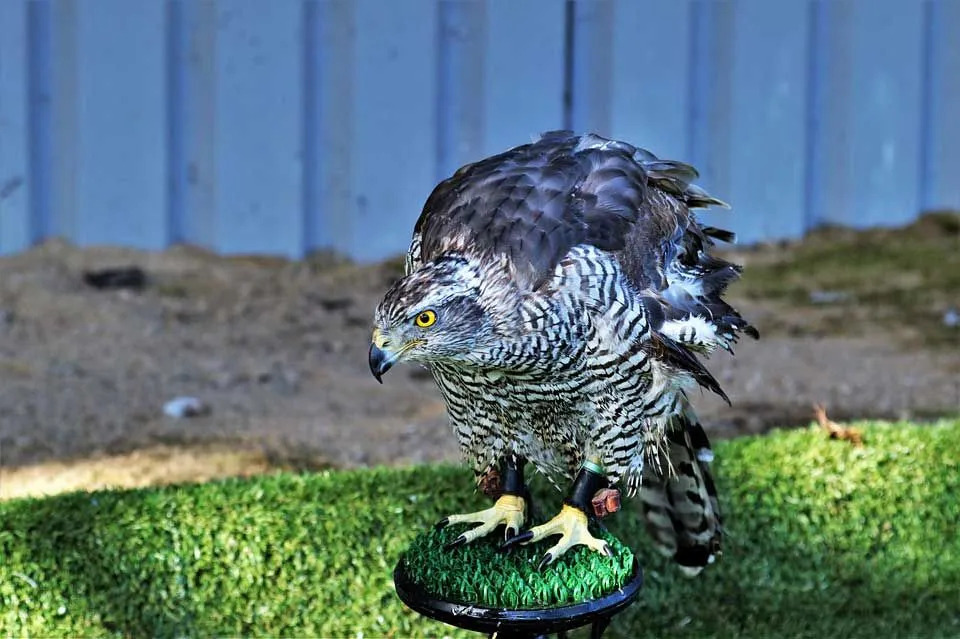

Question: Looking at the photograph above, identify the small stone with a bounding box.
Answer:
[162,396,210,419]
[317,297,353,312]
[943,307,959,328]
[83,266,147,290]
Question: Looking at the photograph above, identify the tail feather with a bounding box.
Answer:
[639,407,722,576]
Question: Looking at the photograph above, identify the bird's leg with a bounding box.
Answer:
[502,461,613,569]
[436,457,529,548]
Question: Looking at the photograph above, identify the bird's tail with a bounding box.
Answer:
[639,405,722,576]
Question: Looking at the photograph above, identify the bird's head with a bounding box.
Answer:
[369,255,495,382]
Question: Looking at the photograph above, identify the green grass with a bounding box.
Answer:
[2,419,959,638]
[401,523,634,608]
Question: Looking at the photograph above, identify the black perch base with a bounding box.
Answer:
[394,558,643,639]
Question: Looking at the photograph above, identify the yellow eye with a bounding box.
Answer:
[414,310,437,328]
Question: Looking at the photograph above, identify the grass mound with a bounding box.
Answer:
[1,419,959,638]
[400,523,634,608]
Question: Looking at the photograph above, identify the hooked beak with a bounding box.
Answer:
[368,343,398,383]
[369,328,398,383]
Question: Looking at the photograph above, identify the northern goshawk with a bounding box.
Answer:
[369,131,756,574]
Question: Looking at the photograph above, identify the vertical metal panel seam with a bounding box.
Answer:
[0,0,29,252]
[917,0,937,211]
[435,1,451,184]
[685,1,699,164]
[568,0,613,135]
[562,0,575,130]
[686,0,733,196]
[435,1,486,180]
[204,4,218,249]
[51,0,78,240]
[26,1,50,241]
[317,0,354,256]
[165,0,183,244]
[711,3,733,200]
[302,0,320,254]
[803,0,826,231]
[167,0,218,249]
[473,1,488,167]
[818,1,853,227]
[685,1,708,166]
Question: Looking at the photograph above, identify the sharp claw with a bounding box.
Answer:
[434,517,450,530]
[505,526,516,541]
[444,534,466,551]
[602,543,614,558]
[500,530,534,551]
[537,552,553,571]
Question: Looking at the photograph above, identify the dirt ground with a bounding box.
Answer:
[1,215,958,499]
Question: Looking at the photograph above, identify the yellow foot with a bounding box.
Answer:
[503,504,613,569]
[435,494,527,548]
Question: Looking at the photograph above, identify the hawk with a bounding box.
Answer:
[369,131,756,574]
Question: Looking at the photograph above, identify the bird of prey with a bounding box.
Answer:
[370,131,756,574]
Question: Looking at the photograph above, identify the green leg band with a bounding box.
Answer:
[582,460,605,475]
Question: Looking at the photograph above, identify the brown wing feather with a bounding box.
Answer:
[415,131,647,289]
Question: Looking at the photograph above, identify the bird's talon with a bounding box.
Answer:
[514,504,611,562]
[537,553,554,571]
[444,534,467,550]
[434,517,450,530]
[436,494,526,550]
[500,529,534,551]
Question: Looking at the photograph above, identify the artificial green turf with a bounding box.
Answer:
[1,419,959,638]
[400,523,634,608]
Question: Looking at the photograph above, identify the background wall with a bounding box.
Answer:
[1,0,958,260]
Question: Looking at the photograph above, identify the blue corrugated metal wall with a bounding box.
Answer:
[1,0,958,260]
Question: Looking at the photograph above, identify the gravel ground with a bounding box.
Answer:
[0,233,957,496]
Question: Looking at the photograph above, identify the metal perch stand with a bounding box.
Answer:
[394,558,643,639]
